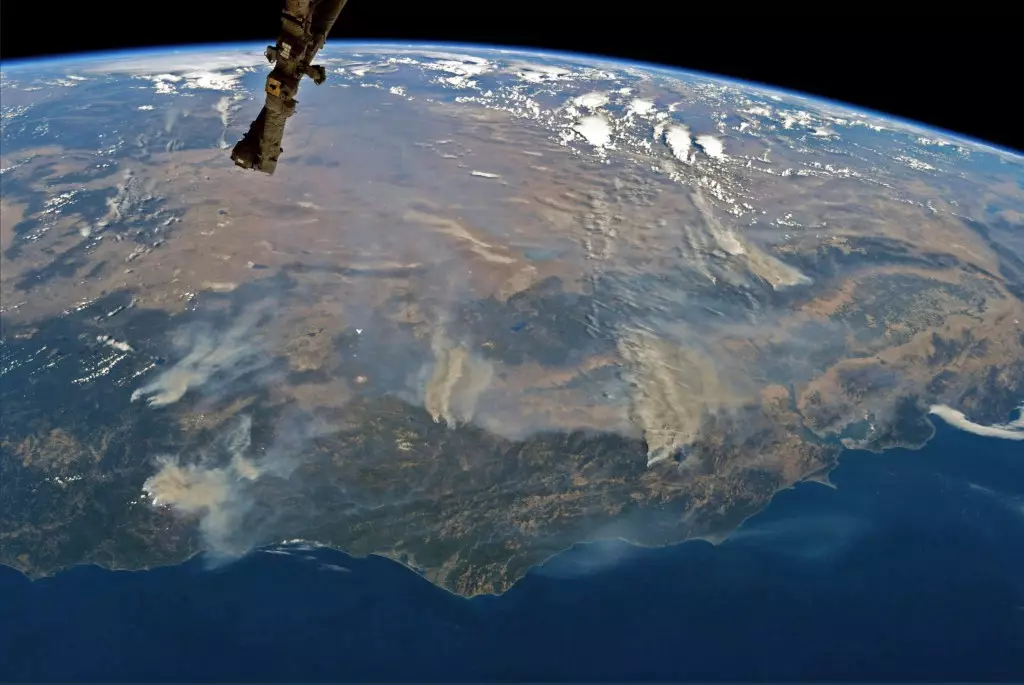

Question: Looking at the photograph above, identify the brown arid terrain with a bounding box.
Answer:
[1,45,1022,595]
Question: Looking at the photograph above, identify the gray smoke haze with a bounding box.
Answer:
[967,482,1024,519]
[531,539,647,579]
[423,328,494,426]
[143,414,262,556]
[143,410,331,558]
[132,305,273,407]
[690,190,811,289]
[616,325,746,467]
[723,513,870,563]
[929,404,1024,441]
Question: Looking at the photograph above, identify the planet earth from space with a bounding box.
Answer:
[2,42,1023,611]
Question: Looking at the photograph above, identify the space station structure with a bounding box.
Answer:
[231,0,349,173]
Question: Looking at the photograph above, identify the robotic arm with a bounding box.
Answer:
[230,0,349,174]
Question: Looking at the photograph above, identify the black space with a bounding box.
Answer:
[1,3,1020,153]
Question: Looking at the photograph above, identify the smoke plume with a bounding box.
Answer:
[132,305,272,407]
[928,404,1024,440]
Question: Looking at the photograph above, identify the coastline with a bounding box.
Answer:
[4,409,1007,599]
[4,421,1023,680]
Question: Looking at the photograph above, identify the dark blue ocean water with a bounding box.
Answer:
[3,423,1023,682]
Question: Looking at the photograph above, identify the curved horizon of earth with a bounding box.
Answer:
[1,42,1023,602]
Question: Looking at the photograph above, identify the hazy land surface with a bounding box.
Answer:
[1,45,1022,595]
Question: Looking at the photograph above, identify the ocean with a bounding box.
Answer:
[2,423,1023,681]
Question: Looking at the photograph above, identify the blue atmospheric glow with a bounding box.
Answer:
[2,40,1019,156]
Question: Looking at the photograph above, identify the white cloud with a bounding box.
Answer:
[573,91,609,109]
[81,51,266,76]
[664,124,693,164]
[695,134,726,160]
[627,98,655,116]
[510,61,572,83]
[573,115,612,149]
